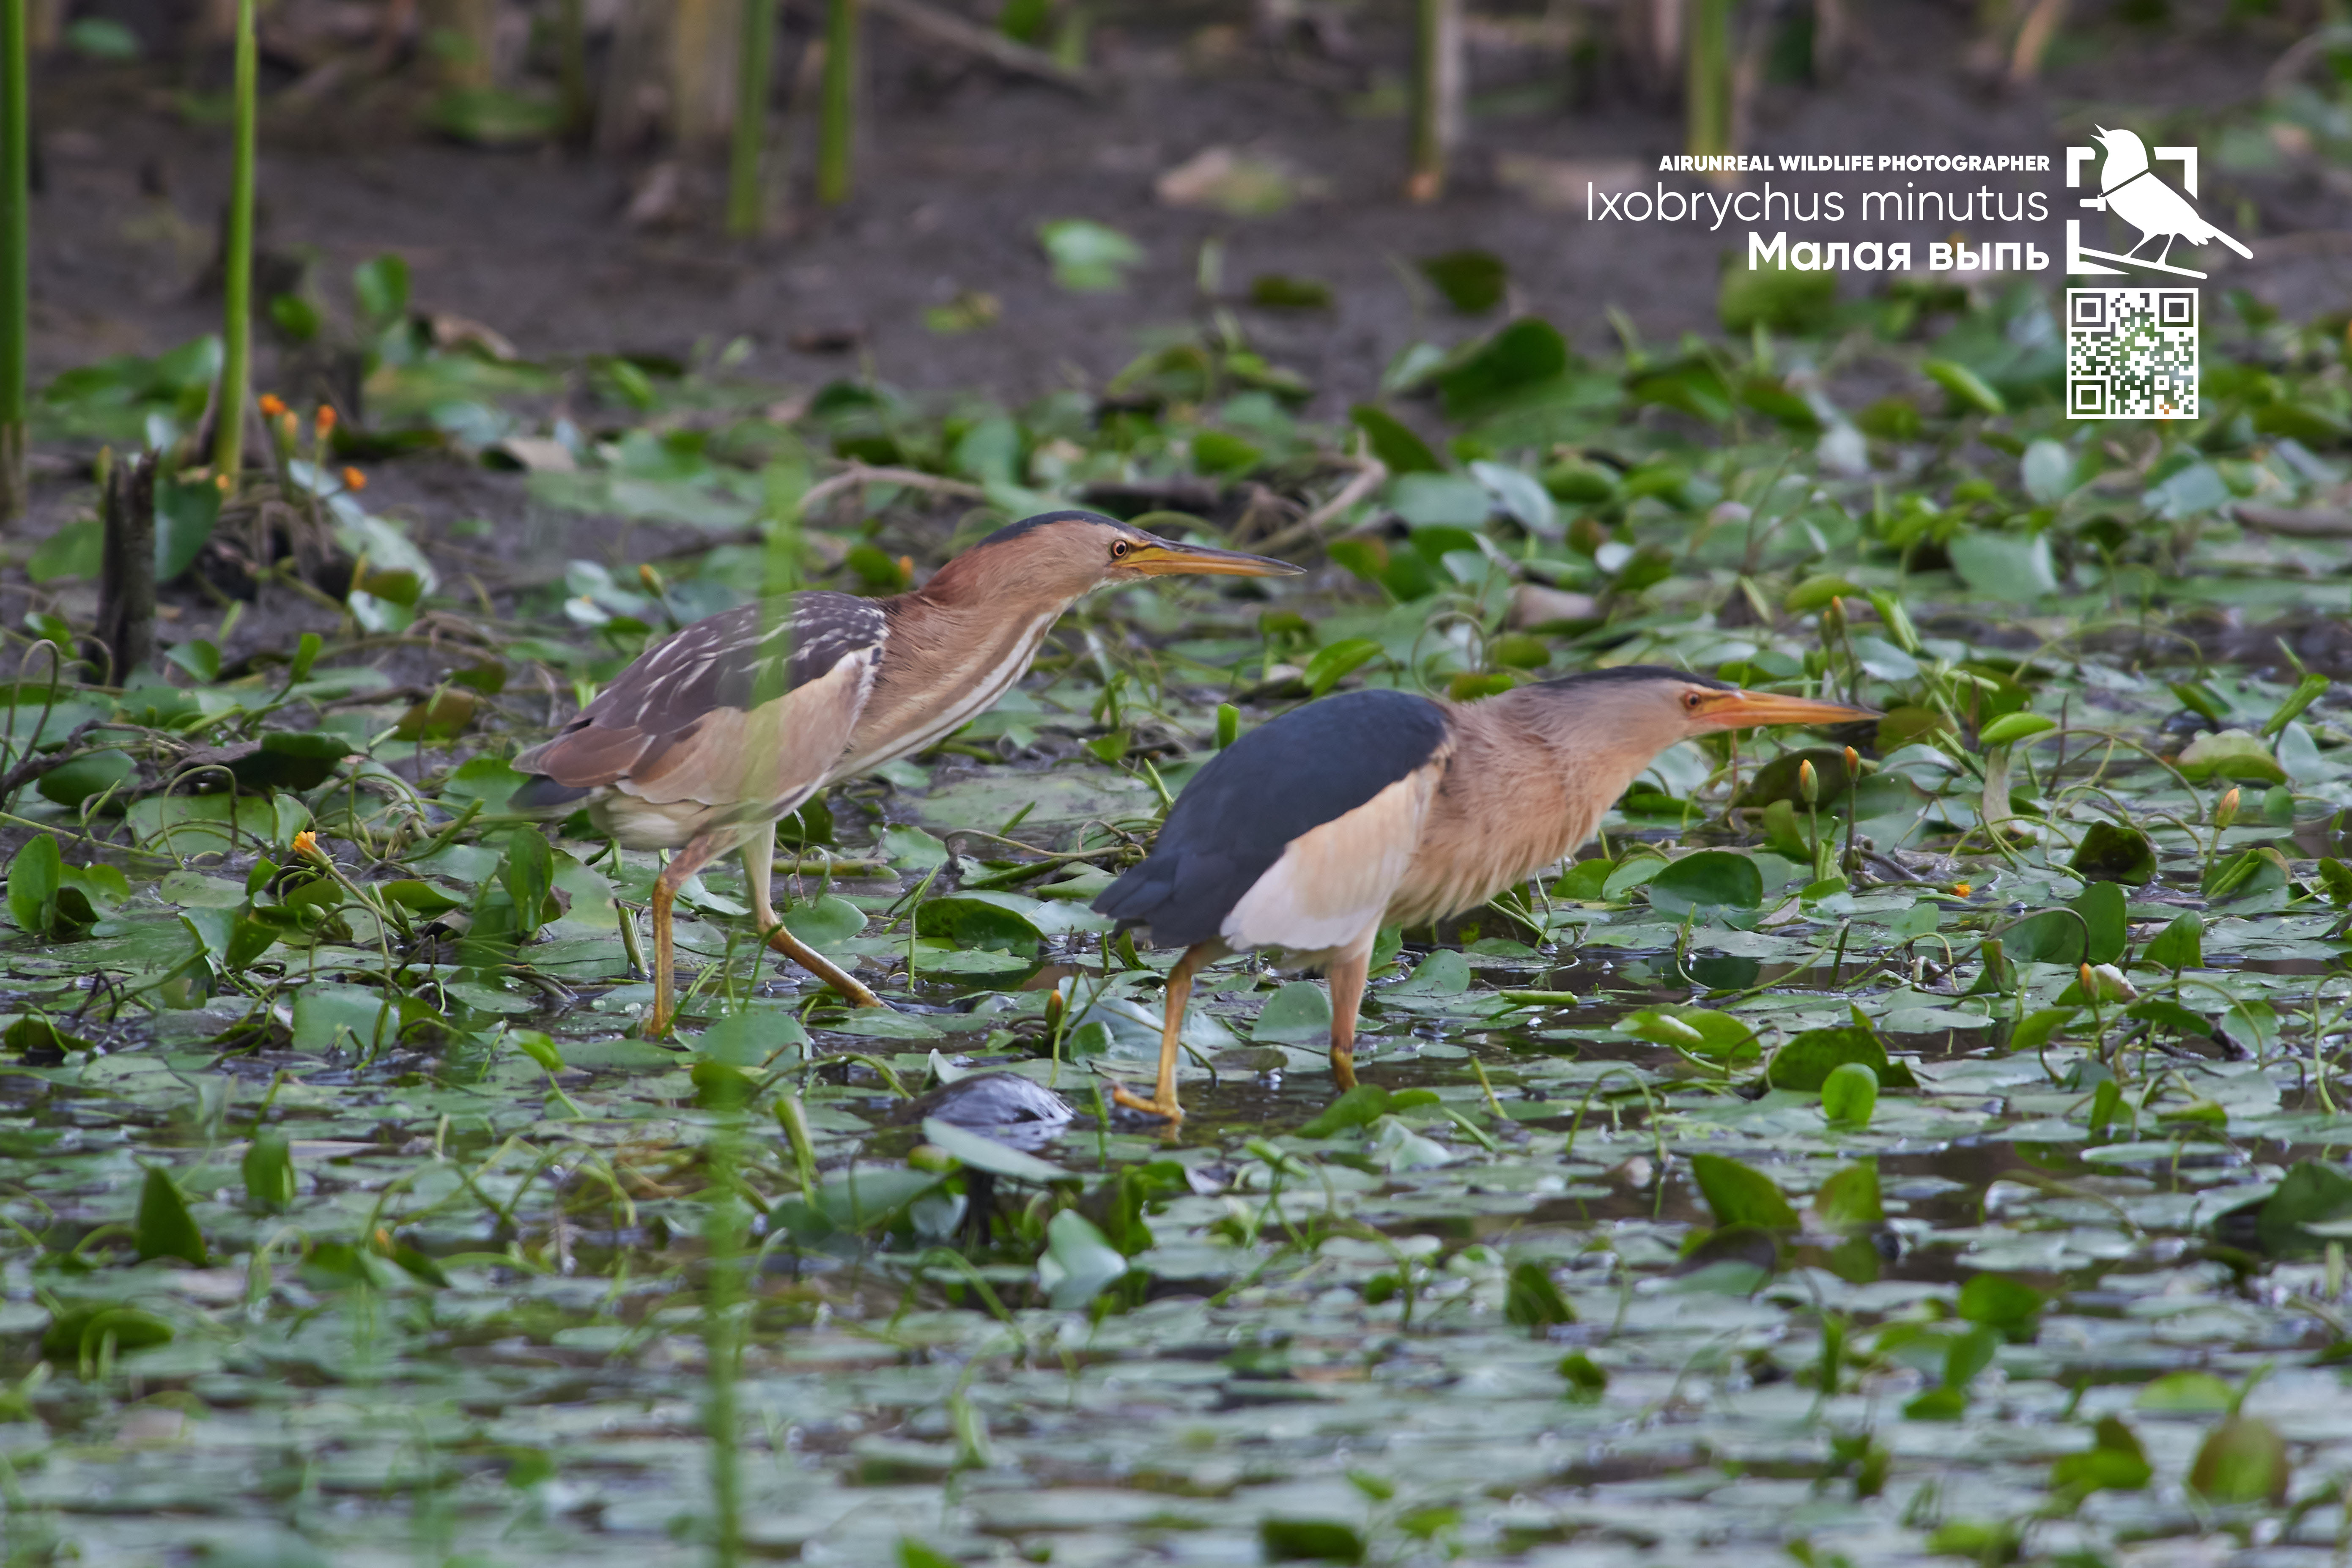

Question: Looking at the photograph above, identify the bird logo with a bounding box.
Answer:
[2067,128,2250,279]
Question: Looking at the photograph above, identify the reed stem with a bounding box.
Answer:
[555,0,590,137]
[1406,0,1460,202]
[213,0,257,483]
[702,1116,743,1567]
[1686,0,1733,161]
[0,0,29,524]
[817,0,856,206]
[728,0,776,236]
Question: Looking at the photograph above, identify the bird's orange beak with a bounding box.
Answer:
[1692,688,1879,730]
[1119,538,1303,577]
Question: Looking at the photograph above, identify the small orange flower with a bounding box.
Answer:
[340,466,367,492]
[315,405,338,438]
[257,393,286,418]
[292,830,321,858]
[213,472,233,493]
[1952,881,1973,898]
[277,410,299,444]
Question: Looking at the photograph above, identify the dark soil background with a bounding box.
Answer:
[21,0,2349,424]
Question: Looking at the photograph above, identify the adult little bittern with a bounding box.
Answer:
[512,510,1298,1032]
[1092,666,1877,1119]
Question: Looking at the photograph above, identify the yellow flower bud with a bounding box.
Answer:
[1798,758,1820,805]
[2215,787,2240,829]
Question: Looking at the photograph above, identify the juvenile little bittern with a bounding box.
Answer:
[1092,666,1877,1119]
[513,510,1298,1032]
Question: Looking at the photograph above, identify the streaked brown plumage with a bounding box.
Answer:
[1093,669,1878,1120]
[513,510,1299,1033]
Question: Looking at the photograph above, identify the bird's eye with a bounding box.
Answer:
[1110,540,1131,559]
[1683,692,1704,711]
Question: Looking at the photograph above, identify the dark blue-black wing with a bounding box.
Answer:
[1094,688,1450,947]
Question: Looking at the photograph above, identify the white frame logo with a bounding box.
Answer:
[2065,129,2250,280]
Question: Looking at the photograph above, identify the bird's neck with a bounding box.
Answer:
[1389,687,1682,926]
[833,584,1072,776]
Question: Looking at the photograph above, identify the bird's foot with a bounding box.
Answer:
[1109,1084,1185,1122]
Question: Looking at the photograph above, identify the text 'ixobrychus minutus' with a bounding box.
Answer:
[1093,667,1877,1120]
[512,510,1299,1032]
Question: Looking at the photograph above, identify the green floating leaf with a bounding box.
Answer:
[2188,1414,2291,1506]
[242,1134,296,1211]
[1734,747,1856,811]
[7,834,63,938]
[1503,1260,1574,1332]
[1617,1004,1757,1061]
[1956,1272,2043,1341]
[1037,1209,1129,1309]
[2138,1370,2236,1412]
[1302,637,1384,696]
[2070,821,2157,885]
[134,1165,208,1267]
[1436,317,1568,422]
[2177,728,2286,784]
[1923,357,2007,415]
[1418,249,1508,313]
[1260,1518,1368,1564]
[1038,218,1143,292]
[1297,1084,1437,1137]
[1689,1152,1798,1231]
[2205,846,2291,902]
[1645,850,1763,918]
[2240,1160,2352,1258]
[1249,273,1333,310]
[1813,1160,1883,1228]
[781,894,868,947]
[914,896,1042,956]
[2140,910,2204,970]
[1557,1351,1609,1403]
[38,748,137,809]
[1718,258,1837,334]
[41,1304,173,1362]
[1348,403,1442,474]
[1764,1024,1917,1092]
[1978,711,2056,746]
[1253,981,1332,1044]
[1946,530,2056,601]
[2262,672,2330,739]
[1820,1061,1879,1127]
[2074,880,2127,965]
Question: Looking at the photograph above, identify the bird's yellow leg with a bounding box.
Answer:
[740,830,888,1009]
[1325,938,1373,1092]
[1112,942,1211,1121]
[646,832,735,1036]
[649,876,676,1034]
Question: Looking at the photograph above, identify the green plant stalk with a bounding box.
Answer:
[555,0,590,136]
[817,0,857,206]
[1406,0,1458,200]
[213,0,258,482]
[0,0,26,525]
[1686,0,1733,160]
[727,0,776,236]
[704,1118,744,1568]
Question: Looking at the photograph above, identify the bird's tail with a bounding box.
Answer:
[2214,227,2253,259]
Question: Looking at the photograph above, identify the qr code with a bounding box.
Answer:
[2067,288,2198,420]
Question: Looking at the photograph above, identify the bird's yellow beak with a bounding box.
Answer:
[1120,538,1303,577]
[1692,688,1879,730]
